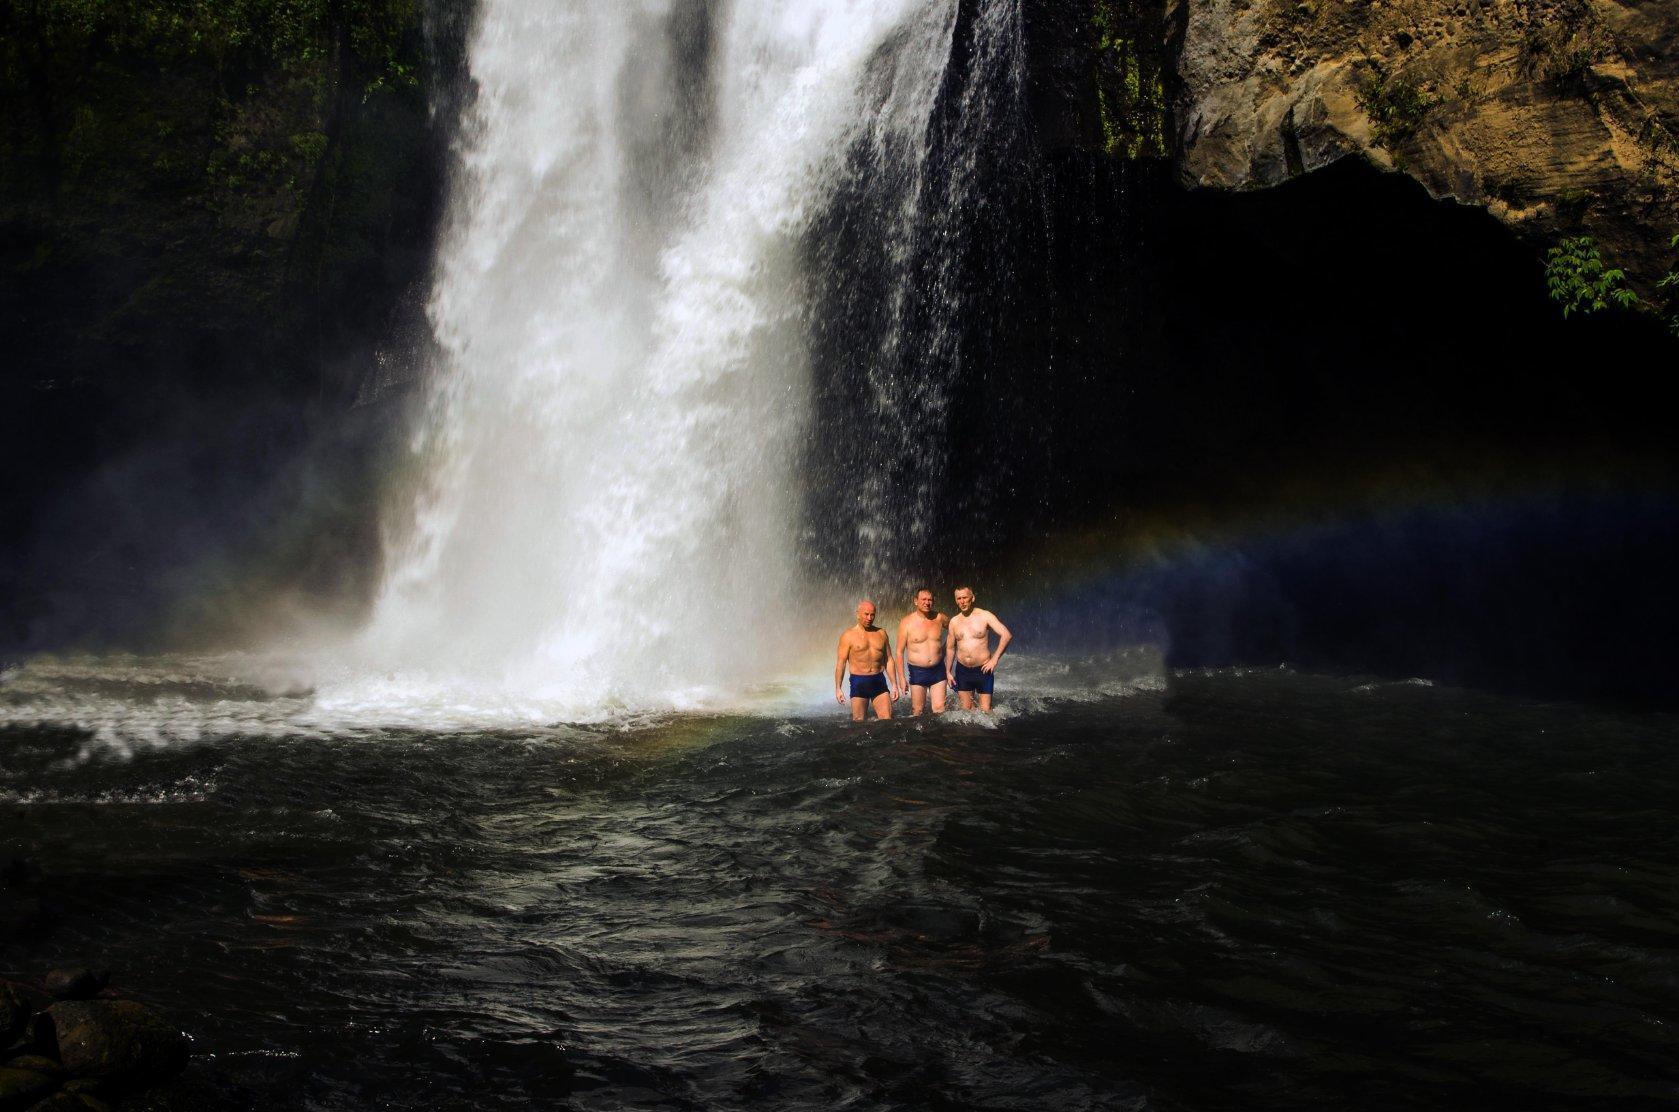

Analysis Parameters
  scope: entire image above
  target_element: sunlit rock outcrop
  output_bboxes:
[1170,0,1679,292]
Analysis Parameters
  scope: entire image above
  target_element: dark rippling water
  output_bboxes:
[3,662,1678,1110]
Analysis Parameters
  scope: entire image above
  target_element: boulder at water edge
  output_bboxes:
[0,1066,55,1110]
[45,1001,187,1088]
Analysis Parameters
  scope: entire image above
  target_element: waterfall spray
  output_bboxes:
[338,1,981,719]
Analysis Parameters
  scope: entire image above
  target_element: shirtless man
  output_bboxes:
[896,587,950,716]
[945,586,1012,712]
[835,599,900,720]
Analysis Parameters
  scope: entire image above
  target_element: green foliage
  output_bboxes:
[1656,234,1679,336]
[7,0,420,88]
[0,0,435,377]
[3,0,427,231]
[1545,236,1641,318]
[1355,62,1433,148]
[1091,0,1168,161]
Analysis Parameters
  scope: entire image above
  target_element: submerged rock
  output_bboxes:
[0,1058,60,1081]
[24,1094,112,1112]
[45,1001,187,1089]
[20,1014,55,1059]
[0,1066,55,1109]
[41,974,106,1005]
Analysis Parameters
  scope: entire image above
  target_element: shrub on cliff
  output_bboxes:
[1355,62,1433,149]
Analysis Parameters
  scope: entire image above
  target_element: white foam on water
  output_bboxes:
[0,645,1165,755]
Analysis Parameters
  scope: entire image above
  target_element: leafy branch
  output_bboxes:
[1656,233,1679,335]
[1544,236,1640,317]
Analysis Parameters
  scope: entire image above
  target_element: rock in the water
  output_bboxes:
[45,1001,187,1088]
[0,984,28,1045]
[21,1015,55,1060]
[40,974,106,1005]
[0,1059,59,1081]
[24,1094,112,1112]
[0,1067,55,1110]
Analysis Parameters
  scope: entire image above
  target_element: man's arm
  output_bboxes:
[944,620,957,683]
[882,632,901,698]
[981,611,1013,673]
[834,633,850,704]
[895,618,910,695]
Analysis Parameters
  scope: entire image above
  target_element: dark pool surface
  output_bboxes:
[3,664,1678,1110]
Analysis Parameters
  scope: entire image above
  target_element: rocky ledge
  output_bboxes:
[1170,0,1679,294]
[0,972,187,1111]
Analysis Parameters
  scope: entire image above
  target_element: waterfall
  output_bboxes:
[804,0,1029,585]
[336,0,1012,719]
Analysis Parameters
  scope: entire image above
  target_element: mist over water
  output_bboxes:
[323,0,1004,721]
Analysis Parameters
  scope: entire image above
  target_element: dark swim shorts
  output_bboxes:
[849,672,890,699]
[953,661,994,695]
[906,661,946,688]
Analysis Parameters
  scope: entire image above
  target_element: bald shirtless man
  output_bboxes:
[896,588,950,715]
[945,586,1012,712]
[835,599,900,720]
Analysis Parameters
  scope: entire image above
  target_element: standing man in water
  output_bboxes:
[946,586,1012,712]
[835,600,900,720]
[896,588,950,715]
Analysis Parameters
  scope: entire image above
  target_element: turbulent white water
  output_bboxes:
[329,1,968,719]
[0,647,1166,753]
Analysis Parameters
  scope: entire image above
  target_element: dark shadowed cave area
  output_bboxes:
[1022,155,1679,705]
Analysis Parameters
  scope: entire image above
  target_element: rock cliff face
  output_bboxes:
[0,1,464,645]
[1170,0,1679,294]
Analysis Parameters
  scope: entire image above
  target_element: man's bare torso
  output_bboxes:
[951,609,998,667]
[899,612,948,667]
[842,627,890,675]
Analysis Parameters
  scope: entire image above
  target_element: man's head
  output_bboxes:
[914,588,934,616]
[953,586,975,615]
[856,599,877,627]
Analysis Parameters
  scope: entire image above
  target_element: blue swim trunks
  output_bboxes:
[906,661,946,688]
[953,661,994,695]
[849,672,889,699]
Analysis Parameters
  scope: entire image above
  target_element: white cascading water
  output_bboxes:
[327,1,964,721]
